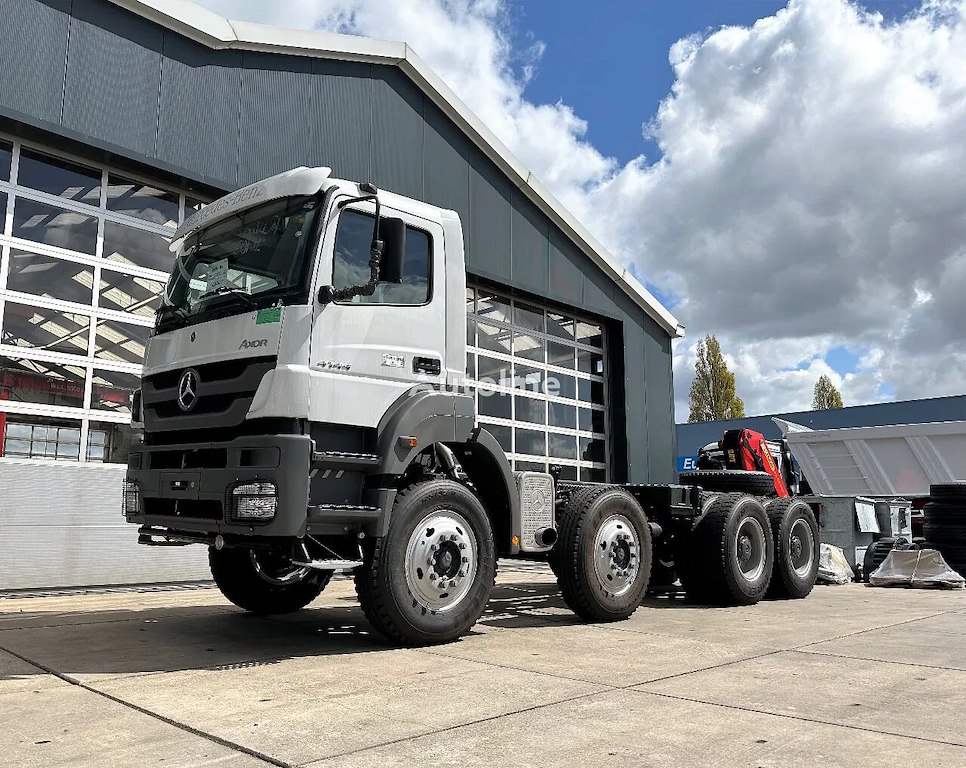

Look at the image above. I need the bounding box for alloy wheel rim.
[593,514,640,597]
[405,510,478,613]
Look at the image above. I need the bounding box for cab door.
[308,198,446,428]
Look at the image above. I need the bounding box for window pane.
[478,390,511,420]
[7,250,95,305]
[465,352,475,378]
[17,148,101,204]
[548,402,576,429]
[0,357,86,408]
[555,465,578,481]
[547,312,574,339]
[466,316,476,347]
[513,332,544,363]
[513,363,543,393]
[579,407,606,433]
[515,428,546,457]
[332,210,430,305]
[477,292,511,324]
[2,416,83,461]
[513,302,544,332]
[93,319,150,365]
[515,460,547,472]
[465,287,475,313]
[13,198,98,254]
[88,420,137,464]
[578,378,605,404]
[107,175,179,227]
[477,356,511,387]
[578,348,604,376]
[0,141,11,180]
[103,220,172,273]
[548,432,577,460]
[481,422,511,453]
[580,437,606,464]
[91,369,140,416]
[547,340,575,369]
[476,322,512,355]
[514,395,545,425]
[2,302,91,356]
[575,320,603,348]
[581,467,607,483]
[98,270,164,317]
[548,372,576,400]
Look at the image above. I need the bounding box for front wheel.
[355,479,496,646]
[209,547,331,614]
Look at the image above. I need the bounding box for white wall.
[0,458,209,590]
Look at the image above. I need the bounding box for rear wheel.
[209,547,332,614]
[550,486,652,621]
[765,498,819,599]
[678,493,774,605]
[355,479,496,646]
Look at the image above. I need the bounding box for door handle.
[413,357,441,376]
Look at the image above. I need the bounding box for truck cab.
[126,167,818,645]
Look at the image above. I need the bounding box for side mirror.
[379,217,406,284]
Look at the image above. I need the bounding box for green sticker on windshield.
[256,307,282,325]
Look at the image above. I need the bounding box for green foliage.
[688,335,746,423]
[812,374,844,410]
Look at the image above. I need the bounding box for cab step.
[292,558,363,571]
[311,451,381,472]
[307,504,381,522]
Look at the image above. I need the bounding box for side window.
[332,209,432,305]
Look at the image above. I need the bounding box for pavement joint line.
[789,609,959,651]
[414,646,616,688]
[792,647,966,672]
[0,641,289,768]
[628,688,966,749]
[305,688,608,764]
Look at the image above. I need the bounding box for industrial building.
[0,0,682,589]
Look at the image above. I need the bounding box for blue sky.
[510,0,923,165]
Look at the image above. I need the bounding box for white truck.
[124,167,819,645]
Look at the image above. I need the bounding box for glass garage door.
[465,285,608,482]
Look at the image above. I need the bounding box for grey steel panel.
[422,101,470,227]
[548,227,585,307]
[582,256,616,314]
[236,51,318,186]
[63,0,163,157]
[468,160,511,278]
[621,318,649,482]
[370,71,424,199]
[0,462,209,590]
[312,59,372,183]
[510,189,550,295]
[642,317,674,483]
[158,33,241,189]
[0,0,71,125]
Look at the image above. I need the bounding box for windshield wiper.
[200,285,259,310]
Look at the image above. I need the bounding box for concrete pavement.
[1,564,965,767]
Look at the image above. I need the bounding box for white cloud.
[197,0,966,419]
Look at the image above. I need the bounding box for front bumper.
[125,434,311,538]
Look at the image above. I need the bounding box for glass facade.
[466,286,609,481]
[0,135,204,463]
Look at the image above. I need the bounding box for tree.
[688,335,746,422]
[812,374,844,410]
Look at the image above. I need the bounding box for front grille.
[144,498,223,520]
[142,356,275,433]
[149,448,228,470]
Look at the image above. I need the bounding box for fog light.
[231,481,277,521]
[123,480,140,516]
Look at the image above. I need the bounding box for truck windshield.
[157,195,320,332]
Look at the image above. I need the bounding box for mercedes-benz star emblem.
[177,369,199,412]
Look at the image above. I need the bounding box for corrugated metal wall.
[0,0,675,484]
[0,460,210,590]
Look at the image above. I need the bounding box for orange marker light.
[511,535,520,546]
[408,437,418,448]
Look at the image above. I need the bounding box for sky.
[196,0,966,420]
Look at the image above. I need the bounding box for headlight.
[123,480,140,516]
[230,481,277,521]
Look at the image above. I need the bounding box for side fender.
[449,428,521,555]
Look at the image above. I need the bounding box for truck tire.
[679,470,777,497]
[929,482,966,501]
[765,498,819,599]
[549,486,652,621]
[923,502,966,526]
[678,493,774,606]
[354,478,496,646]
[209,548,331,615]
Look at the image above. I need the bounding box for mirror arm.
[320,194,383,304]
